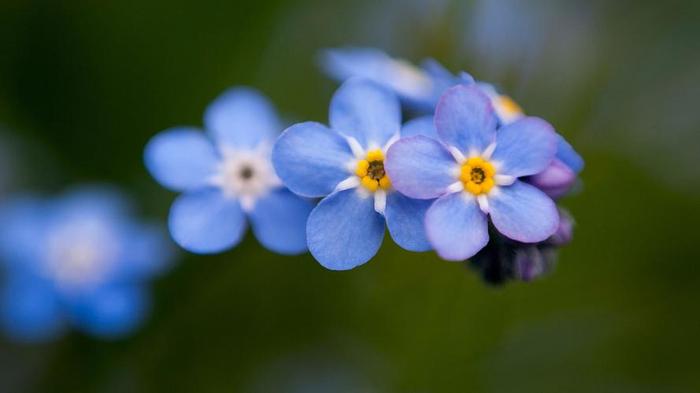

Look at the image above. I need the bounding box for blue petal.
[306,189,384,270]
[329,79,401,149]
[204,87,281,149]
[489,181,559,243]
[527,158,576,199]
[491,117,557,178]
[250,188,314,255]
[556,133,584,173]
[435,85,497,153]
[385,135,457,199]
[0,197,47,270]
[118,222,176,280]
[144,128,219,192]
[68,284,148,339]
[425,192,489,261]
[168,189,246,254]
[401,116,438,139]
[385,192,432,252]
[272,122,354,198]
[58,185,133,221]
[1,274,64,342]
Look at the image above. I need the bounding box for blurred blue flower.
[385,85,560,261]
[0,186,173,341]
[272,79,433,270]
[144,87,314,255]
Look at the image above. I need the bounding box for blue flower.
[385,85,560,261]
[144,87,314,255]
[272,79,434,270]
[0,186,173,341]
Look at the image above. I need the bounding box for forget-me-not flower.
[144,87,314,255]
[385,85,560,261]
[0,186,173,341]
[272,78,433,270]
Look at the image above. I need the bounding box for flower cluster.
[0,187,173,341]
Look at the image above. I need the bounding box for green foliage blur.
[1,0,699,392]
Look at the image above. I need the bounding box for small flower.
[0,186,173,341]
[385,85,560,261]
[272,79,433,270]
[144,87,314,255]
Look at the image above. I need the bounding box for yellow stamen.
[461,156,497,195]
[357,149,391,192]
[361,176,379,192]
[355,160,369,177]
[379,176,391,190]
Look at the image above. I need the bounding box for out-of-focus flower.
[0,186,173,341]
[144,87,314,255]
[386,85,559,261]
[272,79,433,270]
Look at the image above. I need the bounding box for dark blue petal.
[307,189,384,270]
[250,188,314,255]
[68,284,148,339]
[385,192,432,252]
[435,85,497,153]
[425,193,489,261]
[489,181,559,243]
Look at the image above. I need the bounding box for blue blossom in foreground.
[385,85,560,261]
[144,87,313,255]
[272,79,433,270]
[0,187,173,341]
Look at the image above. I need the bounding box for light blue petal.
[272,122,354,198]
[1,274,64,342]
[385,135,457,199]
[491,117,557,178]
[204,87,281,149]
[385,192,432,252]
[58,185,133,221]
[0,196,47,270]
[68,284,148,339]
[168,189,246,254]
[421,59,475,103]
[435,85,497,153]
[250,188,314,255]
[118,222,176,280]
[401,116,438,139]
[329,79,401,148]
[556,133,584,173]
[425,193,489,261]
[489,181,559,243]
[307,189,384,270]
[144,128,219,192]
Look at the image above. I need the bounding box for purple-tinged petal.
[204,87,281,149]
[272,122,355,198]
[250,188,314,255]
[307,189,384,270]
[556,133,584,173]
[489,181,559,243]
[491,117,557,178]
[426,192,489,261]
[549,208,574,246]
[513,246,549,282]
[434,85,497,153]
[385,135,457,200]
[385,192,432,252]
[329,79,401,149]
[168,189,246,254]
[401,116,438,140]
[144,127,219,192]
[527,159,576,199]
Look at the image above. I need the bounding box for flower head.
[272,79,434,270]
[144,87,314,255]
[385,85,560,261]
[0,186,173,341]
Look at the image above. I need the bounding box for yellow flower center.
[355,149,391,192]
[460,157,496,195]
[497,95,524,118]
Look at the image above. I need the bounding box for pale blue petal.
[168,189,246,254]
[329,79,401,148]
[144,128,218,192]
[68,284,148,339]
[491,117,557,178]
[401,116,438,139]
[118,222,176,280]
[385,135,457,199]
[250,189,314,255]
[435,85,497,153]
[385,192,432,252]
[425,193,489,261]
[489,181,559,243]
[1,275,64,342]
[272,122,354,198]
[556,133,584,173]
[307,189,384,270]
[204,87,281,149]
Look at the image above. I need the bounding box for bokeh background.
[1,0,699,391]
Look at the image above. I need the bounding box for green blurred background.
[1,0,699,392]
